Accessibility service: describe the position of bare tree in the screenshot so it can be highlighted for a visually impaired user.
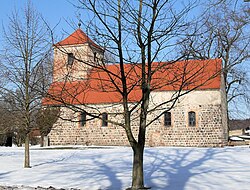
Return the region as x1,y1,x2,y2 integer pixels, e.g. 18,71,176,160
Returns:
0,2,52,167
0,99,15,136
0,95,27,146
180,0,250,118
44,0,224,189
34,107,60,147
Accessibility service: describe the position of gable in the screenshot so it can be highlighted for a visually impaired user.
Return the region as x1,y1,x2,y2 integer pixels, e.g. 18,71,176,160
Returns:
55,29,103,51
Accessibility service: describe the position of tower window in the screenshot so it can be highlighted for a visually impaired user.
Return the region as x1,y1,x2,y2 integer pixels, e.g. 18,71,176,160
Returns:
80,111,86,127
94,52,97,62
164,111,171,126
67,53,74,66
188,111,196,126
102,112,108,127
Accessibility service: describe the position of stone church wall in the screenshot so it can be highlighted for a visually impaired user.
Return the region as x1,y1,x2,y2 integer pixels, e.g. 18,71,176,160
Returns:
48,90,228,147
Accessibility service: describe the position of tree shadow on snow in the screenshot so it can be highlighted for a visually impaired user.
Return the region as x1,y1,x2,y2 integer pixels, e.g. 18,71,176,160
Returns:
91,155,124,190
32,155,73,167
13,147,248,190
144,148,223,190
32,152,124,190
0,171,14,180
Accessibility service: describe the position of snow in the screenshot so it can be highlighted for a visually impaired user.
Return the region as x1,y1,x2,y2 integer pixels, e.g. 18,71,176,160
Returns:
239,135,250,139
0,146,250,190
229,136,244,141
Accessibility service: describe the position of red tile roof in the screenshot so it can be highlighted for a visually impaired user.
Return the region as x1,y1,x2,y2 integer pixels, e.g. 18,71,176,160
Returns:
42,59,222,105
55,29,103,50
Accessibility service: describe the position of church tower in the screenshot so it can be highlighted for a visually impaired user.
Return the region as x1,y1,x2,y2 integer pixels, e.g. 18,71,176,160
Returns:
53,29,104,82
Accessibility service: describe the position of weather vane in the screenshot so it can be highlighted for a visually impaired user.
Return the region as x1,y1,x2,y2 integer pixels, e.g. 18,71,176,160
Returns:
77,13,81,28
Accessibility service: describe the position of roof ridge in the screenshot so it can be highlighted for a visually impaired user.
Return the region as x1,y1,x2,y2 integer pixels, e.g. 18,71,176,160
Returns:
55,28,103,50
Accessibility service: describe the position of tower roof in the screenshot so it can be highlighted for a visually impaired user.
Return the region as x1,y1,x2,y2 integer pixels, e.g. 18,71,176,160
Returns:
55,29,103,50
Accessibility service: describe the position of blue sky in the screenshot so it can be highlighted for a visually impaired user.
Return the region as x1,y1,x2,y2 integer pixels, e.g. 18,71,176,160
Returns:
0,0,208,43
0,0,247,45
0,0,81,44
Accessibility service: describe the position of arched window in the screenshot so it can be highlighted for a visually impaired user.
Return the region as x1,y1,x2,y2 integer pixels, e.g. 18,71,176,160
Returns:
102,112,108,127
67,53,74,66
164,111,171,126
188,111,196,126
80,111,86,127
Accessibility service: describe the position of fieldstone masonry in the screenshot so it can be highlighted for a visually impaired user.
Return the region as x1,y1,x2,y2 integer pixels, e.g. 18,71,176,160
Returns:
49,99,228,147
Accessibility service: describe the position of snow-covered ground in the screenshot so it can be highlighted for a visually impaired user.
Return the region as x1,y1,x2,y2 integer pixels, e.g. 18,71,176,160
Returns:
0,146,250,190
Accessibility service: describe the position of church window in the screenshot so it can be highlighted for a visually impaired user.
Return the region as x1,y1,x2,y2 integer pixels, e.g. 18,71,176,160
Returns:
102,112,108,127
188,111,196,126
94,52,97,61
67,53,74,66
80,111,86,127
164,111,171,126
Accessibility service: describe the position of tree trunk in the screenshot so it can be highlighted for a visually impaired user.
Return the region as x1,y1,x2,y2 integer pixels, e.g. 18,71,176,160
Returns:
17,135,22,147
24,134,31,168
131,144,144,190
40,134,44,147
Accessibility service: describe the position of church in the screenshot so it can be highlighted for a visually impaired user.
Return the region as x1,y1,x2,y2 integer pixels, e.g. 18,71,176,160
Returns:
42,28,228,147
